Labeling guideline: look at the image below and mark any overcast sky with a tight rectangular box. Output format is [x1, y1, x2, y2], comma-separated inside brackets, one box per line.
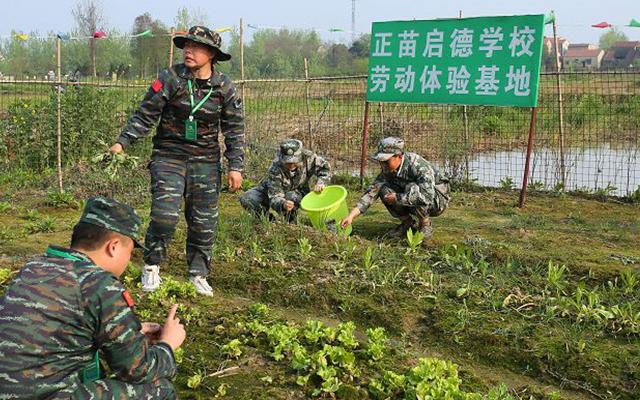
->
[2, 0, 639, 44]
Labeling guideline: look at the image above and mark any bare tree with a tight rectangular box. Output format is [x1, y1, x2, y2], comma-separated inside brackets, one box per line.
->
[174, 6, 209, 31]
[72, 0, 105, 77]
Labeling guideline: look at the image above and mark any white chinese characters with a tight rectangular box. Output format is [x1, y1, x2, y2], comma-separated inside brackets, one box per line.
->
[369, 19, 540, 100]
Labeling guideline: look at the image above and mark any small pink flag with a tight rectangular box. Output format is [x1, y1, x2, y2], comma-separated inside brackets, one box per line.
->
[591, 22, 613, 29]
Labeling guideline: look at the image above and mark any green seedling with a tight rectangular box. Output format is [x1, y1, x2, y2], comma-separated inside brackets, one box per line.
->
[298, 237, 313, 258]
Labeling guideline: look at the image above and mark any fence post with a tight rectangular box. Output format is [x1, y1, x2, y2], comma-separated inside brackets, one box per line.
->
[459, 10, 470, 180]
[56, 37, 63, 191]
[378, 102, 384, 137]
[359, 101, 370, 187]
[168, 28, 175, 68]
[240, 17, 246, 103]
[552, 17, 566, 188]
[519, 107, 538, 207]
[304, 57, 313, 149]
[239, 17, 247, 141]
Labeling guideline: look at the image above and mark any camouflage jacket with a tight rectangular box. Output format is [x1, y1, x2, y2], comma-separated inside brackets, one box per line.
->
[0, 246, 176, 399]
[262, 150, 331, 212]
[357, 152, 447, 213]
[117, 63, 245, 171]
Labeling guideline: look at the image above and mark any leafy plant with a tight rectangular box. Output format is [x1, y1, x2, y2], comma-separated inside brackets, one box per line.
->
[0, 268, 13, 286]
[222, 339, 243, 359]
[46, 189, 78, 209]
[406, 228, 424, 253]
[499, 176, 514, 190]
[593, 183, 617, 200]
[546, 261, 569, 296]
[0, 228, 16, 244]
[252, 240, 267, 266]
[25, 216, 57, 234]
[186, 372, 203, 389]
[298, 237, 313, 258]
[625, 185, 640, 203]
[147, 277, 197, 304]
[0, 201, 12, 213]
[92, 150, 140, 180]
[173, 348, 184, 364]
[433, 244, 474, 271]
[528, 181, 545, 191]
[336, 321, 358, 350]
[23, 209, 40, 221]
[620, 268, 638, 295]
[249, 303, 270, 319]
[222, 245, 236, 262]
[362, 246, 378, 273]
[366, 327, 388, 362]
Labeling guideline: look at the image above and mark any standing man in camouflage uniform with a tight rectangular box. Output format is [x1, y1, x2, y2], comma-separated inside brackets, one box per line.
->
[110, 26, 245, 296]
[0, 197, 185, 399]
[240, 139, 330, 222]
[341, 137, 450, 239]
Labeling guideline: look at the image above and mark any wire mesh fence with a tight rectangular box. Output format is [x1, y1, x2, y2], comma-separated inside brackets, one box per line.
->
[1, 70, 639, 196]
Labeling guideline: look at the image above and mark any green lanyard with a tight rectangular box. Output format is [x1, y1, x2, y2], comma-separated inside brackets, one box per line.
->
[187, 80, 214, 119]
[45, 247, 100, 383]
[46, 247, 83, 261]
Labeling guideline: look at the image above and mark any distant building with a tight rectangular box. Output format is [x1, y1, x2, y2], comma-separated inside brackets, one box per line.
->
[542, 36, 569, 70]
[543, 36, 569, 56]
[563, 44, 604, 70]
[601, 41, 640, 70]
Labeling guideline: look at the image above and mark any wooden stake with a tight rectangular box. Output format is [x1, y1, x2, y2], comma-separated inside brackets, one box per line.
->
[519, 107, 538, 208]
[56, 37, 63, 191]
[168, 28, 175, 68]
[239, 18, 246, 121]
[552, 17, 566, 188]
[304, 57, 312, 148]
[459, 10, 470, 179]
[359, 102, 371, 187]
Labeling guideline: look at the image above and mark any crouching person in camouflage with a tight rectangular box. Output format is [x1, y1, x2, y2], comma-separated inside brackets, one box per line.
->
[240, 139, 331, 222]
[341, 137, 450, 239]
[110, 26, 245, 296]
[0, 197, 185, 399]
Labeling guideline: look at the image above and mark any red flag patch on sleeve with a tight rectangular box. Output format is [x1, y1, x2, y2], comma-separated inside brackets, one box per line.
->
[122, 290, 135, 308]
[151, 79, 163, 93]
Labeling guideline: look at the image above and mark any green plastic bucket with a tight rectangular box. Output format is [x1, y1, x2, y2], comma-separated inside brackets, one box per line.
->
[300, 185, 352, 235]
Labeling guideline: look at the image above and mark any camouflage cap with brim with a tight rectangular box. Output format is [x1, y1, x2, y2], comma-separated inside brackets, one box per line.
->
[371, 137, 405, 161]
[279, 139, 304, 164]
[173, 25, 231, 62]
[79, 197, 146, 250]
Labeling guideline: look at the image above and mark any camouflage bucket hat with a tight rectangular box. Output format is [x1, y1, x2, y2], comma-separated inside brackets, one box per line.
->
[371, 137, 405, 161]
[79, 197, 146, 249]
[173, 25, 232, 62]
[279, 139, 304, 164]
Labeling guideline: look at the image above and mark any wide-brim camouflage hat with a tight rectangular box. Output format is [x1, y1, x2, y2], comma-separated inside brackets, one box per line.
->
[371, 137, 405, 161]
[173, 25, 232, 62]
[79, 197, 147, 250]
[279, 139, 303, 164]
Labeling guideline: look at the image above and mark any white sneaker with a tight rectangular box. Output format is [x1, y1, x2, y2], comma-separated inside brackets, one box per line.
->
[189, 275, 213, 297]
[141, 265, 161, 292]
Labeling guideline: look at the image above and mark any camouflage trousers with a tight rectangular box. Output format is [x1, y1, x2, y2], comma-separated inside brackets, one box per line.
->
[239, 183, 305, 221]
[68, 377, 176, 400]
[144, 157, 220, 276]
[380, 184, 448, 222]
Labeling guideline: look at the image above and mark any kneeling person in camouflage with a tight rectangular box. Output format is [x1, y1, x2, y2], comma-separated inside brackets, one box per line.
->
[240, 139, 331, 222]
[341, 137, 450, 239]
[0, 197, 185, 399]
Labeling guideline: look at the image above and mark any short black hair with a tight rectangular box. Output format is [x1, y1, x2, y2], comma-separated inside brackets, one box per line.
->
[70, 222, 116, 251]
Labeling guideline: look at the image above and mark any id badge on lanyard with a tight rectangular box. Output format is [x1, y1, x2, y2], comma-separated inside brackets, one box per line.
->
[185, 115, 197, 141]
[185, 80, 213, 141]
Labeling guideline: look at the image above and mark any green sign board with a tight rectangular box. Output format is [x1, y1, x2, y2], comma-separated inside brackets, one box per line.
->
[366, 14, 545, 107]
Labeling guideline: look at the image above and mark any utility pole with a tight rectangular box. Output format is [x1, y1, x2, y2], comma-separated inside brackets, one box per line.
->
[351, 0, 356, 42]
